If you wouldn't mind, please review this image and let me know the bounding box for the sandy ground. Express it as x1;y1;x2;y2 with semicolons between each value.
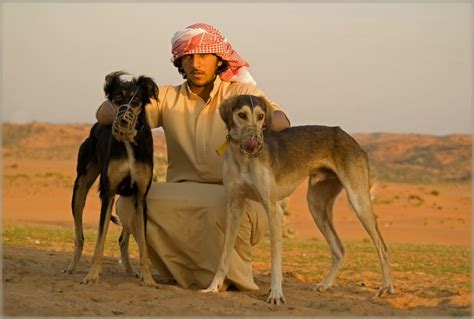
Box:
2;156;472;316
3;244;471;317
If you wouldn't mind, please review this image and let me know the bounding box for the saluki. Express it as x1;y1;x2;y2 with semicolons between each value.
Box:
203;94;394;304
64;71;158;287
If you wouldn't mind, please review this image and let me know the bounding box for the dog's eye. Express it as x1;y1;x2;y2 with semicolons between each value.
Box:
238;113;247;120
257;114;264;121
131;97;140;106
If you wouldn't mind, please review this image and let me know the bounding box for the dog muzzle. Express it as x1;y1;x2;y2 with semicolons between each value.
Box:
239;125;264;157
112;104;138;143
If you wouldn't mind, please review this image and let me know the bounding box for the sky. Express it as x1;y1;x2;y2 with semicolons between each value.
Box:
2;2;472;134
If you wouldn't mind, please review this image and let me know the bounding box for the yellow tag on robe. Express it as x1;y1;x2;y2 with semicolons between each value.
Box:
215;140;230;156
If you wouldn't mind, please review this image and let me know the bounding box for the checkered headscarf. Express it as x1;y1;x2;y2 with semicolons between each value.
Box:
171;23;256;85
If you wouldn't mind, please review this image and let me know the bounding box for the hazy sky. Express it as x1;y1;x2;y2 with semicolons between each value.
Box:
2;2;472;134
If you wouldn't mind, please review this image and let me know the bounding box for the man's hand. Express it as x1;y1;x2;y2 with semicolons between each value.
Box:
96;100;115;125
270;110;291;132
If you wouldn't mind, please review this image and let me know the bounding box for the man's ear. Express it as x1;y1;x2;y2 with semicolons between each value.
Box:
219;96;239;130
136;76;159;105
257;96;273;130
104;71;127;100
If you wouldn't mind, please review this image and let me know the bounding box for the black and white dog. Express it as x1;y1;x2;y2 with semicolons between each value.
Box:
64;71;159;287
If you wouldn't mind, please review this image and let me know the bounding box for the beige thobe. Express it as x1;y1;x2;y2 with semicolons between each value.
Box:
116;76;280;290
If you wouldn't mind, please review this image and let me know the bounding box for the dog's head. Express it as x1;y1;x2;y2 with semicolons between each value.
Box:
104;71;158;111
104;71;158;142
219;95;273;156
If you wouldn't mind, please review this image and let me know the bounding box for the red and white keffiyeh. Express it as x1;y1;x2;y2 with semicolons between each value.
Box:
171;23;256;85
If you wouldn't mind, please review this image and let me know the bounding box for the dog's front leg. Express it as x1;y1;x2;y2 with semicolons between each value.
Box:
266;200;287;305
81;194;115;284
202;190;246;293
134;196;158;288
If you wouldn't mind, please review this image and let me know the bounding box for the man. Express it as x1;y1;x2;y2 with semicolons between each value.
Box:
96;23;290;290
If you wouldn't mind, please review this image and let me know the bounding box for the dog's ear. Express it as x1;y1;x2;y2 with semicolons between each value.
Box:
137;76;159;106
104;71;127;100
256;96;273;130
219;96;240;130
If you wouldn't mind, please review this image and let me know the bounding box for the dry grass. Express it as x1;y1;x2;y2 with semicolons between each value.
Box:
4;224;471;297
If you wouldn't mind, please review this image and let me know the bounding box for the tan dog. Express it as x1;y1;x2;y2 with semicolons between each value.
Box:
202;95;394;304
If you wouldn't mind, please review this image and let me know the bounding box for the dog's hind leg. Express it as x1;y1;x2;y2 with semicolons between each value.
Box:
307;176;344;292
65;145;100;274
81;193;115;284
119;228;138;277
342;169;394;297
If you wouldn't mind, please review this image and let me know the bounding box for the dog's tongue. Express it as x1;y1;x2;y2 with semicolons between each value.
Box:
245;136;259;152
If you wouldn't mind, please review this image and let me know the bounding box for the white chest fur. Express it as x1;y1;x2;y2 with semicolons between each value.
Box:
124;142;136;184
106;142;145;191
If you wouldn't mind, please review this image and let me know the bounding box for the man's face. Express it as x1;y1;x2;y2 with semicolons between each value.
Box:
181;53;220;88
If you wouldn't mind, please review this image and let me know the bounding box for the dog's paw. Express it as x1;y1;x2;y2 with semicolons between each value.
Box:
266;289;287;305
201;278;223;293
375;284;395;297
63;267;75;274
63;262;78;274
313;281;332;292
81;269;100;285
141;277;159;289
80;272;100;285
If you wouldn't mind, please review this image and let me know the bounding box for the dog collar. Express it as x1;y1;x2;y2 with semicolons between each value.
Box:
215;134;238;156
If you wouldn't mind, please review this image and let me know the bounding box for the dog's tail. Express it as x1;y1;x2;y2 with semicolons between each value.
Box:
110;215;121;226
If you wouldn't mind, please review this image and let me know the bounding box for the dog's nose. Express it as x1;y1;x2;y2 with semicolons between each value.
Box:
245;136;259;152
